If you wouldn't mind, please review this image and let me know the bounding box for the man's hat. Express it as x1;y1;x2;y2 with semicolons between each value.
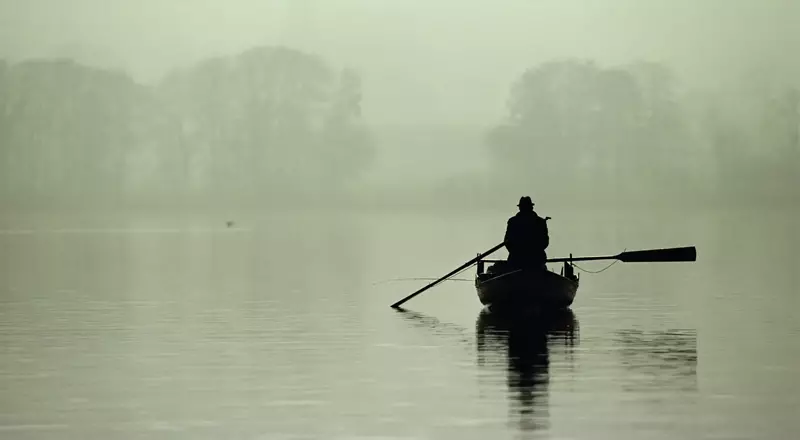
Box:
517;196;534;207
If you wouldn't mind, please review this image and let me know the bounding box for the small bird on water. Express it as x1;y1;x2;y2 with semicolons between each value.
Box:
226;221;234;228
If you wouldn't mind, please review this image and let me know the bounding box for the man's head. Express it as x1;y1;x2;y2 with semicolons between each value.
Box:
517;196;534;211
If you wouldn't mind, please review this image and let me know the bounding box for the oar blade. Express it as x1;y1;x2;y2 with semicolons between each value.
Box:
617;246;696;263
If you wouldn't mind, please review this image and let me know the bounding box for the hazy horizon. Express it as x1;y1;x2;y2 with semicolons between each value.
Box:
1;4;799;437
3;1;799;125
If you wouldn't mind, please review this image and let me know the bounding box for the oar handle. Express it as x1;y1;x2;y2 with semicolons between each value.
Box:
546;255;616;263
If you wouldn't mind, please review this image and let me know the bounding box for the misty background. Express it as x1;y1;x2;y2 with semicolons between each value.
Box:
1;0;798;211
2;3;800;438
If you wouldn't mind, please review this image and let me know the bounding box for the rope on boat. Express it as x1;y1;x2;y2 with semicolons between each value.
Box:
373;259;481;286
570;248;626;274
573;260;620;273
372;277;472;286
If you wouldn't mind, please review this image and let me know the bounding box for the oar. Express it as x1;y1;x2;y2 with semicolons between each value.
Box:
389;242;505;309
546;246;696;263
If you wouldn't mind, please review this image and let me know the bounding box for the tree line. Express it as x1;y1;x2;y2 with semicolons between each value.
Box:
1;49;796;209
0;46;372;208
485;59;799;208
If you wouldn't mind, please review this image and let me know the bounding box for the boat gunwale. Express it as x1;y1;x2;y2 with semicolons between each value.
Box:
475;267;579;287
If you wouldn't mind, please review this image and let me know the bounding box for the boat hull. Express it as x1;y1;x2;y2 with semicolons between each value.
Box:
475;267;578;312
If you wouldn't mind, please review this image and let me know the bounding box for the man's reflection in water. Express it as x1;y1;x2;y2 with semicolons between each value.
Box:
476;309;579;433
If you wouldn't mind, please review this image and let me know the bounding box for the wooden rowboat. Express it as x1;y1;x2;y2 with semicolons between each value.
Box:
474;258;579;313
390;244;694;311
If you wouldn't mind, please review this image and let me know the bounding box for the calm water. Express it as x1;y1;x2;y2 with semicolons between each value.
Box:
1;208;798;439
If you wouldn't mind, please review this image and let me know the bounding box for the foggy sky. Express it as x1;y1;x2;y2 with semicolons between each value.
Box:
1;0;798;124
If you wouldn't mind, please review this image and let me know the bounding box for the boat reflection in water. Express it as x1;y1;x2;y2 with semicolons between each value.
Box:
475;308;579;433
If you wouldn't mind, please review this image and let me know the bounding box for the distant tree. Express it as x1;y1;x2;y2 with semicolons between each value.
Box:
761;87;799;168
0;47;374;207
624;61;694;191
0;60;8;199
753;86;799;200
319;68;373;183
0;59;158;202
158;46;374;199
700;81;799;203
487;59;689;202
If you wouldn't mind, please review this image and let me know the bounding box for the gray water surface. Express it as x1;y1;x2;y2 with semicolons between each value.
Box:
1;209;798;439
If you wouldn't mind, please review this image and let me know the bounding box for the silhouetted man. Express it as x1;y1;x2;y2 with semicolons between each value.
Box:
504;196;549;269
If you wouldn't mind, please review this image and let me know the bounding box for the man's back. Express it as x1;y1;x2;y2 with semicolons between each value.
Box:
505;210;549;263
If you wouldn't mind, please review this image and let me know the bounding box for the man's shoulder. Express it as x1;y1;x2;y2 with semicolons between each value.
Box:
508;212;542;224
